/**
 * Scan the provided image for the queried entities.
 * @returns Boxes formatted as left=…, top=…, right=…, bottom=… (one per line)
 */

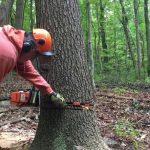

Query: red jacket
left=0, top=25, right=53, bottom=95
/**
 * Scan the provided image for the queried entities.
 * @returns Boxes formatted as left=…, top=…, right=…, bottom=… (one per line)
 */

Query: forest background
left=1, top=0, right=150, bottom=84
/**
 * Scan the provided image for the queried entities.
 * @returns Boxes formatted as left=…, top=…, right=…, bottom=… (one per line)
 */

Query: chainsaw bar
left=65, top=101, right=94, bottom=111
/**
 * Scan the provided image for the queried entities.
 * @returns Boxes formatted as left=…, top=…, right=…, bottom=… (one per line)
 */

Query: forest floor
left=0, top=76, right=150, bottom=150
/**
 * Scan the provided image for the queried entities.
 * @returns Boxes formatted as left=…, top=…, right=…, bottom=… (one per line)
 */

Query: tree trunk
left=99, top=0, right=108, bottom=64
left=30, top=0, right=110, bottom=150
left=119, top=0, right=136, bottom=68
left=133, top=0, right=141, bottom=79
left=15, top=0, right=24, bottom=29
left=86, top=0, right=95, bottom=88
left=144, top=0, right=150, bottom=76
left=95, top=3, right=103, bottom=76
left=0, top=0, right=15, bottom=26
left=113, top=0, right=121, bottom=80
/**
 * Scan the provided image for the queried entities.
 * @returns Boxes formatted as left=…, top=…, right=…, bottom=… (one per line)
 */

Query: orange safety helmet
left=33, top=28, right=54, bottom=56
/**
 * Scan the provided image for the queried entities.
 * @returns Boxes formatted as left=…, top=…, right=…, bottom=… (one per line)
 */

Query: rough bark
left=30, top=0, right=110, bottom=150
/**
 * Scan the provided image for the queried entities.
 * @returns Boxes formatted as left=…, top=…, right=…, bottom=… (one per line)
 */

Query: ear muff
left=22, top=41, right=32, bottom=52
left=38, top=39, right=45, bottom=45
left=22, top=32, right=36, bottom=53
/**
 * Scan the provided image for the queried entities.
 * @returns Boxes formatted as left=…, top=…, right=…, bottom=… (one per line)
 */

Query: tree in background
left=0, top=0, right=15, bottom=26
left=144, top=0, right=150, bottom=77
left=133, top=0, right=142, bottom=79
left=85, top=0, right=95, bottom=87
left=119, top=0, right=136, bottom=69
left=99, top=0, right=108, bottom=65
left=30, top=0, right=110, bottom=150
left=15, top=0, right=24, bottom=29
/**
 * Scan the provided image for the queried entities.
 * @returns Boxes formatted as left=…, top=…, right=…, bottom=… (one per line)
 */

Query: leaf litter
left=0, top=77, right=150, bottom=149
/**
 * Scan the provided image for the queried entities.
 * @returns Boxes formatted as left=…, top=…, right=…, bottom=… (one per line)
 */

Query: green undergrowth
left=112, top=87, right=126, bottom=95
left=113, top=119, right=145, bottom=150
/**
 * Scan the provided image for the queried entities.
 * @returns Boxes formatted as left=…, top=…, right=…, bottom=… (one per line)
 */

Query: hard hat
left=33, top=29, right=55, bottom=56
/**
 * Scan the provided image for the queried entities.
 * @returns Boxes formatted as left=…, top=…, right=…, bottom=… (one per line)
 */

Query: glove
left=49, top=92, right=65, bottom=107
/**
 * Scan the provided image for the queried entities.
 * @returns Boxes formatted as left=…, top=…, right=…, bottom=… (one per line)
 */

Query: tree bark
left=30, top=0, right=33, bottom=30
left=119, top=0, right=136, bottom=68
left=95, top=3, right=103, bottom=75
left=15, top=0, right=24, bottom=29
left=86, top=0, right=95, bottom=88
left=0, top=0, right=15, bottom=26
left=133, top=0, right=142, bottom=79
left=144, top=0, right=150, bottom=76
left=99, top=0, right=108, bottom=64
left=30, top=0, right=110, bottom=150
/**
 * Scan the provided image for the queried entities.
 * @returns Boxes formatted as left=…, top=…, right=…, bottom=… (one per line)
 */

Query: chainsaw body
left=10, top=91, right=30, bottom=103
left=10, top=88, right=40, bottom=106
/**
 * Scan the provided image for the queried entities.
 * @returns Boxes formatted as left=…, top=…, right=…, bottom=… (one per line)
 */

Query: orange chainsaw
left=10, top=87, right=40, bottom=106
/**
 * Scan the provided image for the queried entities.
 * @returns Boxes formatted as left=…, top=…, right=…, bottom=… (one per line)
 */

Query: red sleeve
left=16, top=60, right=53, bottom=95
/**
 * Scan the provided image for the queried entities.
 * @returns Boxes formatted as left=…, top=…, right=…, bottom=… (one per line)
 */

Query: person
left=0, top=24, right=65, bottom=106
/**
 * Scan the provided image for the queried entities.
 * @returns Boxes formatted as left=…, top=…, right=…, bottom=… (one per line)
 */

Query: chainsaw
left=10, top=87, right=40, bottom=106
